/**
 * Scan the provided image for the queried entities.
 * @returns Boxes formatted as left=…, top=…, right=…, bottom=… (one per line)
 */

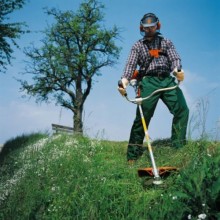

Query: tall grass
left=0, top=133, right=219, bottom=219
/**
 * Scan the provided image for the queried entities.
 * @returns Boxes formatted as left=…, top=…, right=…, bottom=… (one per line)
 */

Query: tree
left=19, top=0, right=121, bottom=134
left=0, top=0, right=26, bottom=73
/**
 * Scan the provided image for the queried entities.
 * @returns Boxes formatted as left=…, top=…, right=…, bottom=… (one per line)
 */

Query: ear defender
left=140, top=25, right=144, bottom=32
left=157, top=22, right=161, bottom=30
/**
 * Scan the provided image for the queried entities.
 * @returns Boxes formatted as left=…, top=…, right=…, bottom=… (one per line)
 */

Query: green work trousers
left=127, top=76, right=189, bottom=160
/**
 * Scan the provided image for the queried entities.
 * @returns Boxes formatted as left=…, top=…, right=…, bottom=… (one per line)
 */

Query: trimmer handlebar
left=122, top=69, right=181, bottom=104
left=126, top=81, right=180, bottom=104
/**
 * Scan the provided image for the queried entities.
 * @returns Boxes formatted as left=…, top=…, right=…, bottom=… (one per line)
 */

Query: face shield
left=141, top=15, right=158, bottom=28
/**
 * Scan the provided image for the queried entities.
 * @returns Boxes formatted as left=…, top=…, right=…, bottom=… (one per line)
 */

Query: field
left=0, top=133, right=220, bottom=219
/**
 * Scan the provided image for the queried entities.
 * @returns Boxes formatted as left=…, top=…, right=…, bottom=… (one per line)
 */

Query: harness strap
left=146, top=35, right=167, bottom=58
left=138, top=35, right=168, bottom=79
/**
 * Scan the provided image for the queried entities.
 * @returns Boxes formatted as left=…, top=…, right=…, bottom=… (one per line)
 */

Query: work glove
left=173, top=67, right=184, bottom=81
left=118, top=78, right=129, bottom=96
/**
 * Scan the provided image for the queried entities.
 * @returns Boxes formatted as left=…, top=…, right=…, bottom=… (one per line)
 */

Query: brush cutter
left=118, top=71, right=180, bottom=185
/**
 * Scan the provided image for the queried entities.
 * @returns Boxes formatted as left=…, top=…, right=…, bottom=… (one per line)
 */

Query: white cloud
left=0, top=101, right=65, bottom=144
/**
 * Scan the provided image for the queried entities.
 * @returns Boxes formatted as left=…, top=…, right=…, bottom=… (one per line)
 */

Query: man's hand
left=118, top=78, right=129, bottom=96
left=173, top=67, right=184, bottom=81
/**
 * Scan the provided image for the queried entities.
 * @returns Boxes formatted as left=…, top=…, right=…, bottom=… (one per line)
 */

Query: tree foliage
left=0, top=0, right=26, bottom=73
left=20, top=0, right=121, bottom=133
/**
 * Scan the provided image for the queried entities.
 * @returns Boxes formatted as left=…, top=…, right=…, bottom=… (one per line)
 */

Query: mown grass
left=0, top=133, right=219, bottom=220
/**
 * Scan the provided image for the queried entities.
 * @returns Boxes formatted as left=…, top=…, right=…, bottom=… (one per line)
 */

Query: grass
left=0, top=133, right=220, bottom=219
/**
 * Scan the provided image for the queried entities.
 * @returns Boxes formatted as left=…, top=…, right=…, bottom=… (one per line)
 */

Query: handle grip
left=173, top=67, right=182, bottom=77
left=118, top=80, right=124, bottom=88
left=175, top=68, right=182, bottom=84
left=118, top=80, right=127, bottom=96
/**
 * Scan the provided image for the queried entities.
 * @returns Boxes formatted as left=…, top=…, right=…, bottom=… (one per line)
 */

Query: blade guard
left=138, top=166, right=178, bottom=177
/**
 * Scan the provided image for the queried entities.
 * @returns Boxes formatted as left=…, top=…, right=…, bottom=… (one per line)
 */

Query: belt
left=144, top=71, right=170, bottom=78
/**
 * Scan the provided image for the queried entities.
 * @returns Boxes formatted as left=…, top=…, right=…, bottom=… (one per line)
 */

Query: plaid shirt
left=122, top=35, right=182, bottom=80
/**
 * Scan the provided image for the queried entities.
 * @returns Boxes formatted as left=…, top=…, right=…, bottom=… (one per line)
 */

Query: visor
left=141, top=16, right=158, bottom=27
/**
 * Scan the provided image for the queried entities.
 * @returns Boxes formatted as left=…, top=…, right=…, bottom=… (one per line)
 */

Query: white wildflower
left=101, top=177, right=106, bottom=183
left=172, top=196, right=177, bottom=200
left=83, top=155, right=90, bottom=162
left=198, top=213, right=207, bottom=219
left=65, top=141, right=75, bottom=147
left=51, top=186, right=56, bottom=191
left=52, top=134, right=62, bottom=140
left=32, top=138, right=48, bottom=151
left=187, top=214, right=192, bottom=219
left=0, top=166, right=30, bottom=205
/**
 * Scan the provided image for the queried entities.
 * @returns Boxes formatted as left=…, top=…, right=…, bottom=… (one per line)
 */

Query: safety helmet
left=140, top=13, right=161, bottom=35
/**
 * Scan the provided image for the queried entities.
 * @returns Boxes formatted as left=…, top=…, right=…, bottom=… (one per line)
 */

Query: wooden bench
left=52, top=123, right=74, bottom=134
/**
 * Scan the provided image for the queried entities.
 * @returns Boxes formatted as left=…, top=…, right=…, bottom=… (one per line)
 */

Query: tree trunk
left=73, top=105, right=83, bottom=135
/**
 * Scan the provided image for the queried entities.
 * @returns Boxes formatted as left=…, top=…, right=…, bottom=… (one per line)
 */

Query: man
left=118, top=13, right=189, bottom=162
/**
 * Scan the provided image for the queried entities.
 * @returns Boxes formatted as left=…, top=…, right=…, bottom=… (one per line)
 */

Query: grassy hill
left=0, top=133, right=220, bottom=219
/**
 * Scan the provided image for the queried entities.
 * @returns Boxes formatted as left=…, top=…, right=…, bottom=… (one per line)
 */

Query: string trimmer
left=119, top=71, right=180, bottom=185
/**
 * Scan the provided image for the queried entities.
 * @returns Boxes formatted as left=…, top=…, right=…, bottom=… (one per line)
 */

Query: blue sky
left=0, top=0, right=220, bottom=144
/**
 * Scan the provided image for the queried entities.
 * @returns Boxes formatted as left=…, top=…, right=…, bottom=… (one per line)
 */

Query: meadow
left=0, top=132, right=219, bottom=219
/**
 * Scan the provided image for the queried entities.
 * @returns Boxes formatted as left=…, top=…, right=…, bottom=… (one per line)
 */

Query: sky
left=0, top=0, right=220, bottom=144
